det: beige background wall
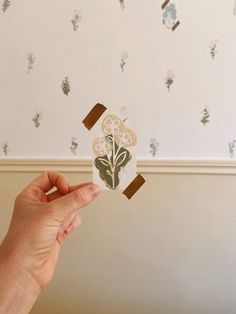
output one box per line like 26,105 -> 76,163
1,168 -> 236,314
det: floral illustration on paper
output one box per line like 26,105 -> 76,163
71,10 -> 81,31
165,70 -> 175,91
2,0 -> 10,13
228,140 -> 236,158
201,108 -> 210,126
27,52 -> 36,74
1,142 -> 9,156
61,76 -> 71,96
70,137 -> 79,156
120,51 -> 128,72
93,114 -> 137,190
150,138 -> 159,158
162,2 -> 180,31
119,0 -> 125,9
32,111 -> 42,128
209,40 -> 218,60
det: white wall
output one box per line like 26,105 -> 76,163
1,0 -> 236,159
1,170 -> 236,314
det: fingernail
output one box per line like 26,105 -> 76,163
89,184 -> 101,197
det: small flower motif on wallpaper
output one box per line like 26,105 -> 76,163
1,142 -> 9,156
119,0 -> 125,9
150,138 -> 159,158
27,52 -> 36,74
120,51 -> 128,72
201,107 -> 210,126
32,111 -> 42,128
209,40 -> 218,60
70,137 -> 79,156
2,0 -> 10,13
165,70 -> 175,91
71,10 -> 81,31
61,76 -> 71,96
162,1 -> 180,31
120,105 -> 129,122
228,140 -> 236,158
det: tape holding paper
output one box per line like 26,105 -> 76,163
161,0 -> 170,10
123,174 -> 146,200
82,103 -> 107,130
172,21 -> 180,31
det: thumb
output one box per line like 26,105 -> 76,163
48,183 -> 101,220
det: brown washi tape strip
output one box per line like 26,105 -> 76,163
123,174 -> 146,200
82,103 -> 107,130
161,0 -> 170,10
172,21 -> 180,31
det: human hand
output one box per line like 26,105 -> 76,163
0,172 -> 100,293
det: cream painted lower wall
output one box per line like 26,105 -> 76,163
1,170 -> 236,314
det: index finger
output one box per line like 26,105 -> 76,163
26,172 -> 69,195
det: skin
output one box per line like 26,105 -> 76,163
0,172 -> 101,314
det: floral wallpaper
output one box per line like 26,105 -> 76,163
0,0 -> 236,160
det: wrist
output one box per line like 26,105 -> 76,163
0,256 -> 42,295
0,248 -> 41,314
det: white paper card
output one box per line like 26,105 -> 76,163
93,109 -> 137,190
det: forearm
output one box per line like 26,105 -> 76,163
0,255 -> 41,314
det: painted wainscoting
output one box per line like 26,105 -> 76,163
1,160 -> 236,314
1,159 -> 236,174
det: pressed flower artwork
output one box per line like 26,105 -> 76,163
93,112 -> 137,190
61,76 -> 71,96
165,70 -> 175,91
209,40 -> 218,60
120,51 -> 128,72
70,137 -> 79,156
228,140 -> 236,158
119,0 -> 125,9
32,111 -> 42,128
162,1 -> 180,31
1,142 -> 9,156
2,0 -> 10,13
71,10 -> 81,31
150,138 -> 159,158
201,108 -> 210,126
27,52 -> 35,74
